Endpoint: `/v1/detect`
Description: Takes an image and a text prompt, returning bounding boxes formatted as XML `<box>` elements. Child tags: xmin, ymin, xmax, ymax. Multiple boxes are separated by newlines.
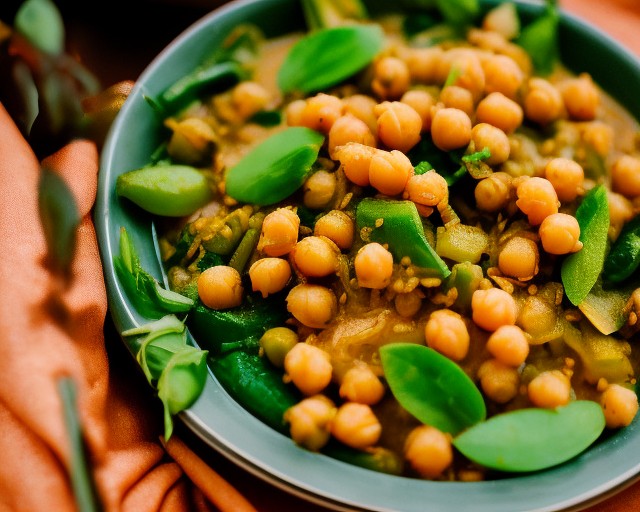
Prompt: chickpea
<box><xmin>328</xmin><ymin>114</ymin><xmax>376</xmax><ymax>160</ymax></box>
<box><xmin>375</xmin><ymin>101</ymin><xmax>422</xmax><ymax>153</ymax></box>
<box><xmin>284</xmin><ymin>342</ymin><xmax>333</xmax><ymax>395</ymax></box>
<box><xmin>298</xmin><ymin>93</ymin><xmax>344</xmax><ymax>133</ymax></box>
<box><xmin>515</xmin><ymin>177</ymin><xmax>559</xmax><ymax>226</ymax></box>
<box><xmin>369</xmin><ymin>149</ymin><xmax>414</xmax><ymax>196</ymax></box>
<box><xmin>544</xmin><ymin>158</ymin><xmax>584</xmax><ymax>203</ymax></box>
<box><xmin>498</xmin><ymin>236</ymin><xmax>539</xmax><ymax>280</ymax></box>
<box><xmin>354</xmin><ymin>242</ymin><xmax>394</xmax><ymax>289</ymax></box>
<box><xmin>601</xmin><ymin>384</ymin><xmax>639</xmax><ymax>428</ymax></box>
<box><xmin>430</xmin><ymin>107</ymin><xmax>472</xmax><ymax>151</ymax></box>
<box><xmin>343</xmin><ymin>94</ymin><xmax>378</xmax><ymax>134</ymax></box>
<box><xmin>471</xmin><ymin>287</ymin><xmax>518</xmax><ymax>332</ymax></box>
<box><xmin>470</xmin><ymin>123</ymin><xmax>510</xmax><ymax>166</ymax></box>
<box><xmin>482</xmin><ymin>2</ymin><xmax>519</xmax><ymax>40</ymax></box>
<box><xmin>539</xmin><ymin>213</ymin><xmax>583</xmax><ymax>255</ymax></box>
<box><xmin>260</xmin><ymin>327</ymin><xmax>298</xmax><ymax>368</ymax></box>
<box><xmin>438</xmin><ymin>48</ymin><xmax>485</xmax><ymax>100</ymax></box>
<box><xmin>303</xmin><ymin>170</ymin><xmax>337</xmax><ymax>210</ymax></box>
<box><xmin>314</xmin><ymin>210</ymin><xmax>355</xmax><ymax>250</ymax></box>
<box><xmin>401</xmin><ymin>46</ymin><xmax>444</xmax><ymax>84</ymax></box>
<box><xmin>371</xmin><ymin>56</ymin><xmax>411</xmax><ymax>100</ymax></box>
<box><xmin>249</xmin><ymin>257</ymin><xmax>292</xmax><ymax>298</ymax></box>
<box><xmin>198</xmin><ymin>265</ymin><xmax>243</xmax><ymax>310</ymax></box>
<box><xmin>395</xmin><ymin>290</ymin><xmax>423</xmax><ymax>318</ymax></box>
<box><xmin>285</xmin><ymin>99</ymin><xmax>307</xmax><ymax>126</ymax></box>
<box><xmin>486</xmin><ymin>325</ymin><xmax>530</xmax><ymax>367</ymax></box>
<box><xmin>474</xmin><ymin>172</ymin><xmax>513</xmax><ymax>212</ymax></box>
<box><xmin>257</xmin><ymin>207</ymin><xmax>300</xmax><ymax>256</ymax></box>
<box><xmin>608</xmin><ymin>191</ymin><xmax>634</xmax><ymax>241</ymax></box>
<box><xmin>403</xmin><ymin>171</ymin><xmax>449</xmax><ymax>209</ymax></box>
<box><xmin>439</xmin><ymin>85</ymin><xmax>475</xmax><ymax>117</ymax></box>
<box><xmin>401</xmin><ymin>89</ymin><xmax>435</xmax><ymax>132</ymax></box>
<box><xmin>476</xmin><ymin>92</ymin><xmax>523</xmax><ymax>134</ymax></box>
<box><xmin>477</xmin><ymin>358</ymin><xmax>520</xmax><ymax>403</ymax></box>
<box><xmin>333</xmin><ymin>142</ymin><xmax>374</xmax><ymax>187</ymax></box>
<box><xmin>286</xmin><ymin>284</ymin><xmax>337</xmax><ymax>329</ymax></box>
<box><xmin>231</xmin><ymin>81</ymin><xmax>271</xmax><ymax>119</ymax></box>
<box><xmin>291</xmin><ymin>235</ymin><xmax>340</xmax><ymax>278</ymax></box>
<box><xmin>425</xmin><ymin>309</ymin><xmax>470</xmax><ymax>361</ymax></box>
<box><xmin>482</xmin><ymin>54</ymin><xmax>524</xmax><ymax>99</ymax></box>
<box><xmin>561</xmin><ymin>73</ymin><xmax>600</xmax><ymax>121</ymax></box>
<box><xmin>527</xmin><ymin>370</ymin><xmax>571</xmax><ymax>408</ymax></box>
<box><xmin>582</xmin><ymin>121</ymin><xmax>613</xmax><ymax>157</ymax></box>
<box><xmin>330</xmin><ymin>402</ymin><xmax>382</xmax><ymax>450</ymax></box>
<box><xmin>611</xmin><ymin>155</ymin><xmax>640</xmax><ymax>198</ymax></box>
<box><xmin>523</xmin><ymin>78</ymin><xmax>564</xmax><ymax>125</ymax></box>
<box><xmin>284</xmin><ymin>395</ymin><xmax>336</xmax><ymax>451</ymax></box>
<box><xmin>404</xmin><ymin>425</ymin><xmax>453</xmax><ymax>479</ymax></box>
<box><xmin>339</xmin><ymin>364</ymin><xmax>386</xmax><ymax>405</ymax></box>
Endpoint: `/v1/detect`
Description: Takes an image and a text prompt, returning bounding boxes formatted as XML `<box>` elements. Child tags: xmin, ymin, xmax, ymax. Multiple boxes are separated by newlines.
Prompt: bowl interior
<box><xmin>96</xmin><ymin>1</ymin><xmax>640</xmax><ymax>511</ymax></box>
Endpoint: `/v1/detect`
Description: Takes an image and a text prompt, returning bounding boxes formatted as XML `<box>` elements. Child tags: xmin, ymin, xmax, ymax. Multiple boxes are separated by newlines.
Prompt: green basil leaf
<box><xmin>561</xmin><ymin>185</ymin><xmax>609</xmax><ymax>306</ymax></box>
<box><xmin>116</xmin><ymin>165</ymin><xmax>212</xmax><ymax>217</ymax></box>
<box><xmin>278</xmin><ymin>24</ymin><xmax>383</xmax><ymax>94</ymax></box>
<box><xmin>516</xmin><ymin>1</ymin><xmax>559</xmax><ymax>75</ymax></box>
<box><xmin>453</xmin><ymin>401</ymin><xmax>605</xmax><ymax>472</ymax></box>
<box><xmin>225</xmin><ymin>127</ymin><xmax>324</xmax><ymax>205</ymax></box>
<box><xmin>38</xmin><ymin>167</ymin><xmax>80</xmax><ymax>277</ymax></box>
<box><xmin>379</xmin><ymin>343</ymin><xmax>485</xmax><ymax>435</ymax></box>
<box><xmin>15</xmin><ymin>0</ymin><xmax>64</xmax><ymax>56</ymax></box>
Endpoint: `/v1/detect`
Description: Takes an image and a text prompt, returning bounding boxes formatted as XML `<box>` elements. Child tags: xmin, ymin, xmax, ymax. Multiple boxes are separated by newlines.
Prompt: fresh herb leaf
<box><xmin>38</xmin><ymin>167</ymin><xmax>80</xmax><ymax>277</ymax></box>
<box><xmin>517</xmin><ymin>0</ymin><xmax>560</xmax><ymax>75</ymax></box>
<box><xmin>453</xmin><ymin>401</ymin><xmax>605</xmax><ymax>472</ymax></box>
<box><xmin>561</xmin><ymin>185</ymin><xmax>609</xmax><ymax>306</ymax></box>
<box><xmin>114</xmin><ymin>227</ymin><xmax>194</xmax><ymax>319</ymax></box>
<box><xmin>278</xmin><ymin>24</ymin><xmax>384</xmax><ymax>94</ymax></box>
<box><xmin>225</xmin><ymin>127</ymin><xmax>324</xmax><ymax>205</ymax></box>
<box><xmin>122</xmin><ymin>315</ymin><xmax>208</xmax><ymax>440</ymax></box>
<box><xmin>14</xmin><ymin>0</ymin><xmax>64</xmax><ymax>56</ymax></box>
<box><xmin>414</xmin><ymin>161</ymin><xmax>434</xmax><ymax>175</ymax></box>
<box><xmin>58</xmin><ymin>377</ymin><xmax>100</xmax><ymax>512</ymax></box>
<box><xmin>380</xmin><ymin>343</ymin><xmax>485</xmax><ymax>434</ymax></box>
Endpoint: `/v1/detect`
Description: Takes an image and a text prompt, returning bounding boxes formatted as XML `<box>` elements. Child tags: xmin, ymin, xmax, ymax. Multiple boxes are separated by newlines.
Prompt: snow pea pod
<box><xmin>116</xmin><ymin>165</ymin><xmax>212</xmax><ymax>217</ymax></box>
<box><xmin>603</xmin><ymin>214</ymin><xmax>640</xmax><ymax>283</ymax></box>
<box><xmin>224</xmin><ymin>127</ymin><xmax>324</xmax><ymax>206</ymax></box>
<box><xmin>453</xmin><ymin>401</ymin><xmax>605</xmax><ymax>472</ymax></box>
<box><xmin>356</xmin><ymin>198</ymin><xmax>450</xmax><ymax>278</ymax></box>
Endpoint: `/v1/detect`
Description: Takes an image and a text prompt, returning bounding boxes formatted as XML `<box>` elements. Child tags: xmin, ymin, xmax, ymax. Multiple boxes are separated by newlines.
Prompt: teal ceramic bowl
<box><xmin>96</xmin><ymin>1</ymin><xmax>640</xmax><ymax>510</ymax></box>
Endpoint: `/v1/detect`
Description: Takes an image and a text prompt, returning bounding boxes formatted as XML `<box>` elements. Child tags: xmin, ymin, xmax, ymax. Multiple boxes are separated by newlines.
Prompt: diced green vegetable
<box><xmin>435</xmin><ymin>223</ymin><xmax>489</xmax><ymax>264</ymax></box>
<box><xmin>453</xmin><ymin>401</ymin><xmax>605</xmax><ymax>472</ymax></box>
<box><xmin>356</xmin><ymin>198</ymin><xmax>450</xmax><ymax>278</ymax></box>
<box><xmin>579</xmin><ymin>278</ymin><xmax>634</xmax><ymax>335</ymax></box>
<box><xmin>380</xmin><ymin>343</ymin><xmax>486</xmax><ymax>435</ymax></box>
<box><xmin>225</xmin><ymin>127</ymin><xmax>324</xmax><ymax>206</ymax></box>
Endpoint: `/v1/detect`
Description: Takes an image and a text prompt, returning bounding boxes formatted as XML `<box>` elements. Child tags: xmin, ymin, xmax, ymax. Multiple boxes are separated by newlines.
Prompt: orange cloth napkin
<box><xmin>1</xmin><ymin>1</ymin><xmax>640</xmax><ymax>511</ymax></box>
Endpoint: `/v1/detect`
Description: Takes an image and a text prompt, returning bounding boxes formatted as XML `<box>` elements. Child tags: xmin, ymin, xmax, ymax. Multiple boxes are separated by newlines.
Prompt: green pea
<box><xmin>116</xmin><ymin>165</ymin><xmax>212</xmax><ymax>217</ymax></box>
<box><xmin>260</xmin><ymin>327</ymin><xmax>299</xmax><ymax>368</ymax></box>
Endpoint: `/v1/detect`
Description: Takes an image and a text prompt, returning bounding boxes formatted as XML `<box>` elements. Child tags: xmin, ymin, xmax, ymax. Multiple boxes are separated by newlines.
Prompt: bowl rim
<box><xmin>96</xmin><ymin>1</ymin><xmax>640</xmax><ymax>511</ymax></box>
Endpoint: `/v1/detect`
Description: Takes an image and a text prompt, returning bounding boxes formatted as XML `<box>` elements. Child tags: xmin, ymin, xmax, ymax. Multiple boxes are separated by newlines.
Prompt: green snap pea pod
<box><xmin>187</xmin><ymin>295</ymin><xmax>288</xmax><ymax>348</ymax></box>
<box><xmin>114</xmin><ymin>227</ymin><xmax>194</xmax><ymax>319</ymax></box>
<box><xmin>228</xmin><ymin>213</ymin><xmax>265</xmax><ymax>273</ymax></box>
<box><xmin>356</xmin><ymin>198</ymin><xmax>451</xmax><ymax>278</ymax></box>
<box><xmin>116</xmin><ymin>165</ymin><xmax>212</xmax><ymax>217</ymax></box>
<box><xmin>603</xmin><ymin>214</ymin><xmax>640</xmax><ymax>283</ymax></box>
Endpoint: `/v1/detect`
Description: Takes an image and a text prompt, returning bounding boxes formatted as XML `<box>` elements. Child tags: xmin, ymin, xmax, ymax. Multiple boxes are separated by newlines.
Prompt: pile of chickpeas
<box><xmin>179</xmin><ymin>2</ymin><xmax>640</xmax><ymax>480</ymax></box>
